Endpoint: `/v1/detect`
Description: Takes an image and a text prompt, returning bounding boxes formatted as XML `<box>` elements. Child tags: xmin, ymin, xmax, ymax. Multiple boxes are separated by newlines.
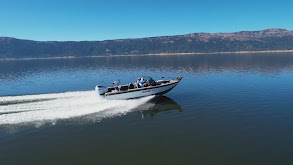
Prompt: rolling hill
<box><xmin>1</xmin><ymin>28</ymin><xmax>293</xmax><ymax>59</ymax></box>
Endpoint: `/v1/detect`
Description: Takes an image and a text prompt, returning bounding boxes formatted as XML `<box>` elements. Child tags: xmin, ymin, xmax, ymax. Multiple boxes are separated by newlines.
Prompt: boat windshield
<box><xmin>142</xmin><ymin>76</ymin><xmax>153</xmax><ymax>81</ymax></box>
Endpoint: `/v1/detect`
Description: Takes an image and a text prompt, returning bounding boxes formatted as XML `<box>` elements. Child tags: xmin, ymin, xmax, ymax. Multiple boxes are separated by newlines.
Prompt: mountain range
<box><xmin>1</xmin><ymin>28</ymin><xmax>293</xmax><ymax>59</ymax></box>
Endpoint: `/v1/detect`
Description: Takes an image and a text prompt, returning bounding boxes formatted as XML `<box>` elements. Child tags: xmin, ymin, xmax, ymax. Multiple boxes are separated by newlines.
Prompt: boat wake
<box><xmin>0</xmin><ymin>91</ymin><xmax>155</xmax><ymax>127</ymax></box>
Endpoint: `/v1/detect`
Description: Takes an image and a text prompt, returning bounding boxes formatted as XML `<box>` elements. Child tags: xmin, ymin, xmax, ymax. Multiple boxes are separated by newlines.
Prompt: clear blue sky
<box><xmin>0</xmin><ymin>0</ymin><xmax>292</xmax><ymax>41</ymax></box>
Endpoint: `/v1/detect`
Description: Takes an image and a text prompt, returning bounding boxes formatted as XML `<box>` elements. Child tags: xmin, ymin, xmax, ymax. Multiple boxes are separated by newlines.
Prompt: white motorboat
<box><xmin>95</xmin><ymin>76</ymin><xmax>183</xmax><ymax>100</ymax></box>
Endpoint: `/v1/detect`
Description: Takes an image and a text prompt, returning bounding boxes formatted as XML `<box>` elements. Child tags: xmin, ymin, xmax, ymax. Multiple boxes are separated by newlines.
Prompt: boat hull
<box><xmin>103</xmin><ymin>81</ymin><xmax>179</xmax><ymax>100</ymax></box>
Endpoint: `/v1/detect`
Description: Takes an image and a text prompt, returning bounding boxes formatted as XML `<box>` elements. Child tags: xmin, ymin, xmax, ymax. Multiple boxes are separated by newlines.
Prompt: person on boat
<box><xmin>113</xmin><ymin>80</ymin><xmax>120</xmax><ymax>86</ymax></box>
<box><xmin>136</xmin><ymin>78</ymin><xmax>141</xmax><ymax>88</ymax></box>
<box><xmin>139</xmin><ymin>78</ymin><xmax>145</xmax><ymax>87</ymax></box>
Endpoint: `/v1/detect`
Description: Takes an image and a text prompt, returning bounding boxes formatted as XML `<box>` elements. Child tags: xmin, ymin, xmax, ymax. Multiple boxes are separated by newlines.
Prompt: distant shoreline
<box><xmin>1</xmin><ymin>50</ymin><xmax>293</xmax><ymax>61</ymax></box>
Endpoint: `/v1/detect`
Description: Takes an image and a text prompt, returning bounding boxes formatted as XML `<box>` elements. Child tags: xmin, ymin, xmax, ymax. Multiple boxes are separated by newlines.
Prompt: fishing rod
<box><xmin>101</xmin><ymin>80</ymin><xmax>113</xmax><ymax>83</ymax></box>
<box><xmin>162</xmin><ymin>76</ymin><xmax>176</xmax><ymax>79</ymax></box>
<box><xmin>102</xmin><ymin>79</ymin><xmax>120</xmax><ymax>85</ymax></box>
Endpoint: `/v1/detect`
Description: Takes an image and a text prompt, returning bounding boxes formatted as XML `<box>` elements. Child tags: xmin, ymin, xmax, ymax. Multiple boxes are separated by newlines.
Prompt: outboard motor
<box><xmin>95</xmin><ymin>85</ymin><xmax>108</xmax><ymax>95</ymax></box>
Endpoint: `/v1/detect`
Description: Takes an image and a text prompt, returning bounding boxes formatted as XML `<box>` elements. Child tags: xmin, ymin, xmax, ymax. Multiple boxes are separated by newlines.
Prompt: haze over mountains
<box><xmin>1</xmin><ymin>28</ymin><xmax>293</xmax><ymax>59</ymax></box>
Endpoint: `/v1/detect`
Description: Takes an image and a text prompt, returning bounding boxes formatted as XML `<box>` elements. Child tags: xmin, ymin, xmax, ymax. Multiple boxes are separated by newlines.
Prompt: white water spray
<box><xmin>0</xmin><ymin>91</ymin><xmax>154</xmax><ymax>125</ymax></box>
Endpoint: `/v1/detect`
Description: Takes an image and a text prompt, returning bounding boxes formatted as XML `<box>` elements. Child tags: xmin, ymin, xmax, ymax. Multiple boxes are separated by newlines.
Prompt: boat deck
<box><xmin>105</xmin><ymin>79</ymin><xmax>179</xmax><ymax>95</ymax></box>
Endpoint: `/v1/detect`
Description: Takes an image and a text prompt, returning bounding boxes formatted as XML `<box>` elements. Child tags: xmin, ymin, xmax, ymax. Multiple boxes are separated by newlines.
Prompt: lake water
<box><xmin>1</xmin><ymin>53</ymin><xmax>293</xmax><ymax>164</ymax></box>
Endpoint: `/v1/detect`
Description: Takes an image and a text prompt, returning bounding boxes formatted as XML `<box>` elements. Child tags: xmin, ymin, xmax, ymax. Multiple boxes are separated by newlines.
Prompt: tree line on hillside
<box><xmin>0</xmin><ymin>34</ymin><xmax>293</xmax><ymax>59</ymax></box>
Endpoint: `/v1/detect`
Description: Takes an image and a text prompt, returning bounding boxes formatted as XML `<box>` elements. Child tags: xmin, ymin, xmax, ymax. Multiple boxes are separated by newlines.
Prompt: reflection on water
<box><xmin>1</xmin><ymin>53</ymin><xmax>293</xmax><ymax>164</ymax></box>
<box><xmin>1</xmin><ymin>53</ymin><xmax>293</xmax><ymax>96</ymax></box>
<box><xmin>2</xmin><ymin>53</ymin><xmax>293</xmax><ymax>75</ymax></box>
<box><xmin>139</xmin><ymin>96</ymin><xmax>182</xmax><ymax>118</ymax></box>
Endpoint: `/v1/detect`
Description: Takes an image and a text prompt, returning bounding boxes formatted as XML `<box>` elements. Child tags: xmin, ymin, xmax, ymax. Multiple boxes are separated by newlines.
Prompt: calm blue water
<box><xmin>1</xmin><ymin>53</ymin><xmax>293</xmax><ymax>164</ymax></box>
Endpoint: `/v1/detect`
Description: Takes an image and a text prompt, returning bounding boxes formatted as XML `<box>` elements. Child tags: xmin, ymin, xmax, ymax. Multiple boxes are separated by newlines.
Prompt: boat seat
<box><xmin>128</xmin><ymin>83</ymin><xmax>134</xmax><ymax>89</ymax></box>
<box><xmin>119</xmin><ymin>85</ymin><xmax>129</xmax><ymax>91</ymax></box>
<box><xmin>107</xmin><ymin>88</ymin><xmax>113</xmax><ymax>92</ymax></box>
<box><xmin>162</xmin><ymin>80</ymin><xmax>170</xmax><ymax>83</ymax></box>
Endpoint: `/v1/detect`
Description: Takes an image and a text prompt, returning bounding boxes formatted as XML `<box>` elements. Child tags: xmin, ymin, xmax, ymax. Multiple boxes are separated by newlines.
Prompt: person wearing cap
<box><xmin>136</xmin><ymin>78</ymin><xmax>141</xmax><ymax>88</ymax></box>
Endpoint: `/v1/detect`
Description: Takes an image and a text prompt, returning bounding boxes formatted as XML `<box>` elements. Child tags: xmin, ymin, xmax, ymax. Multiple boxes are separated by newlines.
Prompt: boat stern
<box><xmin>95</xmin><ymin>85</ymin><xmax>108</xmax><ymax>95</ymax></box>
